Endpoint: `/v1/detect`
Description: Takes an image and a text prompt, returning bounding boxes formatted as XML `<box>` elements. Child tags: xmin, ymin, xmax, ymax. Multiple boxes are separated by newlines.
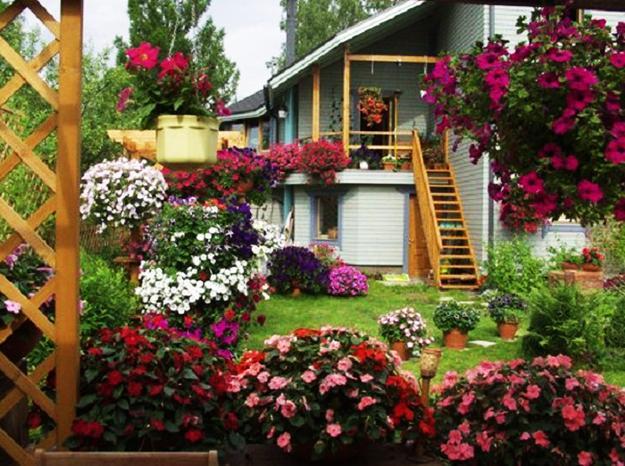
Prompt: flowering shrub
<box><xmin>310</xmin><ymin>243</ymin><xmax>345</xmax><ymax>269</ymax></box>
<box><xmin>358</xmin><ymin>87</ymin><xmax>388</xmax><ymax>127</ymax></box>
<box><xmin>80</xmin><ymin>157</ymin><xmax>167</xmax><ymax>233</ymax></box>
<box><xmin>433</xmin><ymin>300</ymin><xmax>481</xmax><ymax>333</ymax></box>
<box><xmin>435</xmin><ymin>356</ymin><xmax>625</xmax><ymax>465</ymax></box>
<box><xmin>582</xmin><ymin>247</ymin><xmax>605</xmax><ymax>267</ymax></box>
<box><xmin>229</xmin><ymin>327</ymin><xmax>435</xmax><ymax>459</ymax></box>
<box><xmin>297</xmin><ymin>140</ymin><xmax>350</xmax><ymax>185</ymax></box>
<box><xmin>326</xmin><ymin>265</ymin><xmax>368</xmax><ymax>297</ymax></box>
<box><xmin>163</xmin><ymin>148</ymin><xmax>280</xmax><ymax>206</ymax></box>
<box><xmin>120</xmin><ymin>42</ymin><xmax>229</xmax><ymax>127</ymax></box>
<box><xmin>487</xmin><ymin>293</ymin><xmax>527</xmax><ymax>325</ymax></box>
<box><xmin>267</xmin><ymin>246</ymin><xmax>329</xmax><ymax>294</ymax></box>
<box><xmin>424</xmin><ymin>8</ymin><xmax>625</xmax><ymax>232</ymax></box>
<box><xmin>66</xmin><ymin>318</ymin><xmax>233</xmax><ymax>451</ymax></box>
<box><xmin>0</xmin><ymin>245</ymin><xmax>53</xmax><ymax>327</ymax></box>
<box><xmin>378</xmin><ymin>308</ymin><xmax>434</xmax><ymax>357</ymax></box>
<box><xmin>266</xmin><ymin>143</ymin><xmax>302</xmax><ymax>181</ymax></box>
<box><xmin>136</xmin><ymin>200</ymin><xmax>276</xmax><ymax>348</ymax></box>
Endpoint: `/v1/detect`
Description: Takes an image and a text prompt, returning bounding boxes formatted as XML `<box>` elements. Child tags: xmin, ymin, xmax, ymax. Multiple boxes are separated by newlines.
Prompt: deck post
<box><xmin>312</xmin><ymin>64</ymin><xmax>320</xmax><ymax>141</ymax></box>
<box><xmin>56</xmin><ymin>0</ymin><xmax>83</xmax><ymax>445</ymax></box>
<box><xmin>342</xmin><ymin>47</ymin><xmax>350</xmax><ymax>154</ymax></box>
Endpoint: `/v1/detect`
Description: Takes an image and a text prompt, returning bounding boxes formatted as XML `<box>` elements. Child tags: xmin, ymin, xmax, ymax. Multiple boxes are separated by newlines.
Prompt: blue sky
<box><xmin>28</xmin><ymin>1</ymin><xmax>284</xmax><ymax>100</ymax></box>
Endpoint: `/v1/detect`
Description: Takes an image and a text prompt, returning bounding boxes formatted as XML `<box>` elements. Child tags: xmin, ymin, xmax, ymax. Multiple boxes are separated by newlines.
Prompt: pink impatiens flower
<box><xmin>519</xmin><ymin>172</ymin><xmax>544</xmax><ymax>195</ymax></box>
<box><xmin>532</xmin><ymin>430</ymin><xmax>550</xmax><ymax>447</ymax></box>
<box><xmin>357</xmin><ymin>396</ymin><xmax>378</xmax><ymax>411</ymax></box>
<box><xmin>578</xmin><ymin>451</ymin><xmax>593</xmax><ymax>466</ymax></box>
<box><xmin>301</xmin><ymin>370</ymin><xmax>317</xmax><ymax>383</ymax></box>
<box><xmin>268</xmin><ymin>376</ymin><xmax>290</xmax><ymax>390</ymax></box>
<box><xmin>337</xmin><ymin>357</ymin><xmax>353</xmax><ymax>372</ymax></box>
<box><xmin>277</xmin><ymin>432</ymin><xmax>292</xmax><ymax>452</ymax></box>
<box><xmin>280</xmin><ymin>400</ymin><xmax>297</xmax><ymax>419</ymax></box>
<box><xmin>577</xmin><ymin>180</ymin><xmax>603</xmax><ymax>204</ymax></box>
<box><xmin>4</xmin><ymin>300</ymin><xmax>21</xmax><ymax>314</ymax></box>
<box><xmin>326</xmin><ymin>423</ymin><xmax>342</xmax><ymax>438</ymax></box>
<box><xmin>525</xmin><ymin>384</ymin><xmax>541</xmax><ymax>400</ymax></box>
<box><xmin>562</xmin><ymin>403</ymin><xmax>586</xmax><ymax>431</ymax></box>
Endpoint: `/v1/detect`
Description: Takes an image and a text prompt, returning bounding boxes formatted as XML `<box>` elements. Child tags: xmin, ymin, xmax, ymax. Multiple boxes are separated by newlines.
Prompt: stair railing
<box><xmin>411</xmin><ymin>130</ymin><xmax>443</xmax><ymax>286</ymax></box>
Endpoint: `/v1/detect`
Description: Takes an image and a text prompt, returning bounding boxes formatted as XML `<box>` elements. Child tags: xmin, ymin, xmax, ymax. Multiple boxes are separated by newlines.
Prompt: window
<box><xmin>315</xmin><ymin>195</ymin><xmax>339</xmax><ymax>241</ymax></box>
<box><xmin>247</xmin><ymin>123</ymin><xmax>259</xmax><ymax>149</ymax></box>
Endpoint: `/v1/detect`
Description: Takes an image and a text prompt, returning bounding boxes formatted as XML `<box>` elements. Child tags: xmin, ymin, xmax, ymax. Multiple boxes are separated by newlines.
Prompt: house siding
<box><xmin>587</xmin><ymin>11</ymin><xmax>625</xmax><ymax>29</ymax></box>
<box><xmin>437</xmin><ymin>4</ymin><xmax>489</xmax><ymax>262</ymax></box>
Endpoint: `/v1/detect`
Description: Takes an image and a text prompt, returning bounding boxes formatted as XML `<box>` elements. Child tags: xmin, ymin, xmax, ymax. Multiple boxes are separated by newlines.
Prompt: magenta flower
<box><xmin>519</xmin><ymin>172</ymin><xmax>544</xmax><ymax>195</ymax></box>
<box><xmin>485</xmin><ymin>68</ymin><xmax>510</xmax><ymax>88</ymax></box>
<box><xmin>552</xmin><ymin>109</ymin><xmax>577</xmax><ymax>135</ymax></box>
<box><xmin>125</xmin><ymin>42</ymin><xmax>160</xmax><ymax>70</ymax></box>
<box><xmin>610</xmin><ymin>52</ymin><xmax>625</xmax><ymax>69</ymax></box>
<box><xmin>565</xmin><ymin>67</ymin><xmax>598</xmax><ymax>91</ymax></box>
<box><xmin>475</xmin><ymin>52</ymin><xmax>501</xmax><ymax>70</ymax></box>
<box><xmin>577</xmin><ymin>180</ymin><xmax>603</xmax><ymax>203</ymax></box>
<box><xmin>537</xmin><ymin>72</ymin><xmax>560</xmax><ymax>89</ymax></box>
<box><xmin>606</xmin><ymin>138</ymin><xmax>625</xmax><ymax>164</ymax></box>
<box><xmin>551</xmin><ymin>154</ymin><xmax>578</xmax><ymax>171</ymax></box>
<box><xmin>115</xmin><ymin>86</ymin><xmax>133</xmax><ymax>112</ymax></box>
<box><xmin>566</xmin><ymin>90</ymin><xmax>594</xmax><ymax>112</ymax></box>
<box><xmin>546</xmin><ymin>48</ymin><xmax>573</xmax><ymax>63</ymax></box>
<box><xmin>4</xmin><ymin>300</ymin><xmax>21</xmax><ymax>314</ymax></box>
<box><xmin>538</xmin><ymin>143</ymin><xmax>563</xmax><ymax>159</ymax></box>
<box><xmin>531</xmin><ymin>193</ymin><xmax>558</xmax><ymax>217</ymax></box>
<box><xmin>610</xmin><ymin>122</ymin><xmax>625</xmax><ymax>139</ymax></box>
<box><xmin>606</xmin><ymin>92</ymin><xmax>621</xmax><ymax>114</ymax></box>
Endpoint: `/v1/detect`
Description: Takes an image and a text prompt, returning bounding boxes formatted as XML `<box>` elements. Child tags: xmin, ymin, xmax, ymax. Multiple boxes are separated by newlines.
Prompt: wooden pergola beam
<box><xmin>312</xmin><ymin>64</ymin><xmax>320</xmax><ymax>142</ymax></box>
<box><xmin>432</xmin><ymin>0</ymin><xmax>625</xmax><ymax>11</ymax></box>
<box><xmin>348</xmin><ymin>54</ymin><xmax>439</xmax><ymax>64</ymax></box>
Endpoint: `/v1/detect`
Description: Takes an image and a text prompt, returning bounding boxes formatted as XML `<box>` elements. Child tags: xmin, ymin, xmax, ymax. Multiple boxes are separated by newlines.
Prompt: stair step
<box><xmin>438</xmin><ymin>227</ymin><xmax>466</xmax><ymax>231</ymax></box>
<box><xmin>440</xmin><ymin>265</ymin><xmax>477</xmax><ymax>269</ymax></box>
<box><xmin>442</xmin><ymin>236</ymin><xmax>468</xmax><ymax>241</ymax></box>
<box><xmin>440</xmin><ymin>274</ymin><xmax>478</xmax><ymax>280</ymax></box>
<box><xmin>440</xmin><ymin>284</ymin><xmax>480</xmax><ymax>290</ymax></box>
<box><xmin>441</xmin><ymin>254</ymin><xmax>474</xmax><ymax>259</ymax></box>
<box><xmin>434</xmin><ymin>201</ymin><xmax>459</xmax><ymax>205</ymax></box>
<box><xmin>427</xmin><ymin>169</ymin><xmax>450</xmax><ymax>173</ymax></box>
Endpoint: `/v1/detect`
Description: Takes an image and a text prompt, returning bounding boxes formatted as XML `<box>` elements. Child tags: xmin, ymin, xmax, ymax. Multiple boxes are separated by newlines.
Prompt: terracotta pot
<box><xmin>391</xmin><ymin>341</ymin><xmax>410</xmax><ymax>361</ymax></box>
<box><xmin>443</xmin><ymin>329</ymin><xmax>469</xmax><ymax>350</ymax></box>
<box><xmin>291</xmin><ymin>287</ymin><xmax>302</xmax><ymax>298</ymax></box>
<box><xmin>497</xmin><ymin>322</ymin><xmax>519</xmax><ymax>341</ymax></box>
<box><xmin>383</xmin><ymin>162</ymin><xmax>395</xmax><ymax>171</ymax></box>
<box><xmin>400</xmin><ymin>161</ymin><xmax>412</xmax><ymax>171</ymax></box>
<box><xmin>561</xmin><ymin>261</ymin><xmax>580</xmax><ymax>271</ymax></box>
<box><xmin>582</xmin><ymin>263</ymin><xmax>601</xmax><ymax>272</ymax></box>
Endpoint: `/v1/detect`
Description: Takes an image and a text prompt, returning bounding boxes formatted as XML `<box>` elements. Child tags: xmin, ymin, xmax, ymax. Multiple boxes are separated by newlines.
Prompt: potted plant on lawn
<box><xmin>80</xmin><ymin>157</ymin><xmax>168</xmax><ymax>284</ymax></box>
<box><xmin>267</xmin><ymin>246</ymin><xmax>329</xmax><ymax>296</ymax></box>
<box><xmin>487</xmin><ymin>293</ymin><xmax>527</xmax><ymax>340</ymax></box>
<box><xmin>378</xmin><ymin>307</ymin><xmax>434</xmax><ymax>361</ymax></box>
<box><xmin>433</xmin><ymin>300</ymin><xmax>481</xmax><ymax>350</ymax></box>
<box><xmin>382</xmin><ymin>154</ymin><xmax>396</xmax><ymax>171</ymax></box>
<box><xmin>229</xmin><ymin>327</ymin><xmax>436</xmax><ymax>461</ymax></box>
<box><xmin>581</xmin><ymin>247</ymin><xmax>604</xmax><ymax>272</ymax></box>
<box><xmin>120</xmin><ymin>42</ymin><xmax>231</xmax><ymax>167</ymax></box>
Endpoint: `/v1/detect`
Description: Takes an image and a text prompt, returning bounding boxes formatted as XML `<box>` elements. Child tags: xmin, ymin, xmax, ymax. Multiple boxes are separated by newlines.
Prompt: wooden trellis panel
<box><xmin>0</xmin><ymin>0</ymin><xmax>83</xmax><ymax>465</ymax></box>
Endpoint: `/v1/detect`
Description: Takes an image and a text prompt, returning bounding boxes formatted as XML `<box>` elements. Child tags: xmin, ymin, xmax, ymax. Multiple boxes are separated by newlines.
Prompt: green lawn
<box><xmin>244</xmin><ymin>281</ymin><xmax>625</xmax><ymax>387</ymax></box>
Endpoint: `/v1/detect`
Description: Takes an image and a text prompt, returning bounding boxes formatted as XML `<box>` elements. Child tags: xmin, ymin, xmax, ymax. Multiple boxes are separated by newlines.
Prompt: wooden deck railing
<box><xmin>411</xmin><ymin>130</ymin><xmax>442</xmax><ymax>286</ymax></box>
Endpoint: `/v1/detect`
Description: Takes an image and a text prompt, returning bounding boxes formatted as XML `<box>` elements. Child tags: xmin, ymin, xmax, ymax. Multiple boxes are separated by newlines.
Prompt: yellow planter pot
<box><xmin>156</xmin><ymin>114</ymin><xmax>219</xmax><ymax>167</ymax></box>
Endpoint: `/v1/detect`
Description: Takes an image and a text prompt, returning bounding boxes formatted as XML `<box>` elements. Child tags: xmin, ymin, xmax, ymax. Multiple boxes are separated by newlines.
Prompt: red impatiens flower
<box><xmin>565</xmin><ymin>67</ymin><xmax>598</xmax><ymax>91</ymax></box>
<box><xmin>126</xmin><ymin>42</ymin><xmax>160</xmax><ymax>70</ymax></box>
<box><xmin>615</xmin><ymin>198</ymin><xmax>625</xmax><ymax>221</ymax></box>
<box><xmin>577</xmin><ymin>180</ymin><xmax>603</xmax><ymax>203</ymax></box>
<box><xmin>605</xmin><ymin>137</ymin><xmax>625</xmax><ymax>164</ymax></box>
<box><xmin>519</xmin><ymin>172</ymin><xmax>544</xmax><ymax>195</ymax></box>
<box><xmin>127</xmin><ymin>381</ymin><xmax>143</xmax><ymax>397</ymax></box>
<box><xmin>107</xmin><ymin>370</ymin><xmax>123</xmax><ymax>386</ymax></box>
<box><xmin>610</xmin><ymin>52</ymin><xmax>625</xmax><ymax>69</ymax></box>
<box><xmin>184</xmin><ymin>428</ymin><xmax>204</xmax><ymax>443</ymax></box>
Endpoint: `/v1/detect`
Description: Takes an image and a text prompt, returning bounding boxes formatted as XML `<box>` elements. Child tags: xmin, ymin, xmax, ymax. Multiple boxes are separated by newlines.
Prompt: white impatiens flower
<box><xmin>80</xmin><ymin>157</ymin><xmax>167</xmax><ymax>233</ymax></box>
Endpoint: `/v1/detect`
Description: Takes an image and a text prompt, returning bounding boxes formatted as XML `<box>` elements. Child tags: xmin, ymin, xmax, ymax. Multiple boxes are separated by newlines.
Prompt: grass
<box><xmin>243</xmin><ymin>280</ymin><xmax>624</xmax><ymax>386</ymax></box>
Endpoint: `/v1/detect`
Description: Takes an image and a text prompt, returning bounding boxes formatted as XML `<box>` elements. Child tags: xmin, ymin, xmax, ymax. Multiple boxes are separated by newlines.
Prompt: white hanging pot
<box><xmin>156</xmin><ymin>114</ymin><xmax>219</xmax><ymax>168</ymax></box>
<box><xmin>359</xmin><ymin>160</ymin><xmax>369</xmax><ymax>170</ymax></box>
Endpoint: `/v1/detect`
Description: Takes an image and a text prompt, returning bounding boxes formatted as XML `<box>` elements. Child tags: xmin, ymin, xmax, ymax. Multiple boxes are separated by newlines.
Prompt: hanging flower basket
<box><xmin>423</xmin><ymin>7</ymin><xmax>625</xmax><ymax>232</ymax></box>
<box><xmin>358</xmin><ymin>87</ymin><xmax>388</xmax><ymax>127</ymax></box>
<box><xmin>156</xmin><ymin>115</ymin><xmax>219</xmax><ymax>167</ymax></box>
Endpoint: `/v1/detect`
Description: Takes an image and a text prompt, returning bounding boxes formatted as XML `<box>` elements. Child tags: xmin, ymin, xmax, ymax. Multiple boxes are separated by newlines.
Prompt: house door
<box><xmin>408</xmin><ymin>194</ymin><xmax>430</xmax><ymax>279</ymax></box>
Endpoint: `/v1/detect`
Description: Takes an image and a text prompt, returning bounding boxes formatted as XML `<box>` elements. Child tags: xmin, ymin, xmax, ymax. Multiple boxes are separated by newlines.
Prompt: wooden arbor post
<box><xmin>0</xmin><ymin>0</ymin><xmax>83</xmax><ymax>463</ymax></box>
<box><xmin>342</xmin><ymin>48</ymin><xmax>350</xmax><ymax>154</ymax></box>
<box><xmin>311</xmin><ymin>64</ymin><xmax>320</xmax><ymax>141</ymax></box>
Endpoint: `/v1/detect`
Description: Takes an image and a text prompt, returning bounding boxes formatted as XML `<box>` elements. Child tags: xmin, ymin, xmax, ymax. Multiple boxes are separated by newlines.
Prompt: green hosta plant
<box><xmin>433</xmin><ymin>300</ymin><xmax>481</xmax><ymax>333</ymax></box>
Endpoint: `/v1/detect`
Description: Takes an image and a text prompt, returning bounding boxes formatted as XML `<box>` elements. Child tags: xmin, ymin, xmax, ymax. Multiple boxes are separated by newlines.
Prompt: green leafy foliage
<box><xmin>483</xmin><ymin>238</ymin><xmax>546</xmax><ymax>297</ymax></box>
<box><xmin>590</xmin><ymin>219</ymin><xmax>625</xmax><ymax>274</ymax></box>
<box><xmin>522</xmin><ymin>286</ymin><xmax>613</xmax><ymax>367</ymax></box>
<box><xmin>433</xmin><ymin>300</ymin><xmax>481</xmax><ymax>333</ymax></box>
<box><xmin>605</xmin><ymin>295</ymin><xmax>625</xmax><ymax>349</ymax></box>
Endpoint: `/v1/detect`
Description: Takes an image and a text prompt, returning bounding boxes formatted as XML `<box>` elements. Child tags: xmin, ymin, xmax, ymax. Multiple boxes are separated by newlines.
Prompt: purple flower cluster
<box><xmin>326</xmin><ymin>265</ymin><xmax>368</xmax><ymax>297</ymax></box>
<box><xmin>227</xmin><ymin>202</ymin><xmax>259</xmax><ymax>259</ymax></box>
<box><xmin>268</xmin><ymin>246</ymin><xmax>329</xmax><ymax>294</ymax></box>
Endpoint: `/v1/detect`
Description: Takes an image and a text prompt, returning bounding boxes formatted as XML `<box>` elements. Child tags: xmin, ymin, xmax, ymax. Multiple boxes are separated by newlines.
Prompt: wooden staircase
<box><xmin>411</xmin><ymin>131</ymin><xmax>479</xmax><ymax>290</ymax></box>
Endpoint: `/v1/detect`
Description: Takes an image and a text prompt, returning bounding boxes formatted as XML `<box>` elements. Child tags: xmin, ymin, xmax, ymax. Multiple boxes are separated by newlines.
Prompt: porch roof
<box><xmin>268</xmin><ymin>0</ymin><xmax>428</xmax><ymax>93</ymax></box>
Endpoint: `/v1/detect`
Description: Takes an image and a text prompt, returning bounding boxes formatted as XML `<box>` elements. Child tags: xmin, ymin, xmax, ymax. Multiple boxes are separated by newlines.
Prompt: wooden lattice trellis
<box><xmin>0</xmin><ymin>0</ymin><xmax>82</xmax><ymax>465</ymax></box>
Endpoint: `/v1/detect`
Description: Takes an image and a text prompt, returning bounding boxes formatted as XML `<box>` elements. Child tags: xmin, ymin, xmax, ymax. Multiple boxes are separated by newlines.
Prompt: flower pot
<box><xmin>291</xmin><ymin>287</ymin><xmax>302</xmax><ymax>298</ymax></box>
<box><xmin>391</xmin><ymin>341</ymin><xmax>410</xmax><ymax>361</ymax></box>
<box><xmin>400</xmin><ymin>161</ymin><xmax>412</xmax><ymax>171</ymax></box>
<box><xmin>561</xmin><ymin>261</ymin><xmax>580</xmax><ymax>271</ymax></box>
<box><xmin>582</xmin><ymin>263</ymin><xmax>601</xmax><ymax>272</ymax></box>
<box><xmin>497</xmin><ymin>322</ymin><xmax>519</xmax><ymax>340</ymax></box>
<box><xmin>383</xmin><ymin>162</ymin><xmax>395</xmax><ymax>171</ymax></box>
<box><xmin>156</xmin><ymin>115</ymin><xmax>219</xmax><ymax>168</ymax></box>
<box><xmin>443</xmin><ymin>329</ymin><xmax>469</xmax><ymax>350</ymax></box>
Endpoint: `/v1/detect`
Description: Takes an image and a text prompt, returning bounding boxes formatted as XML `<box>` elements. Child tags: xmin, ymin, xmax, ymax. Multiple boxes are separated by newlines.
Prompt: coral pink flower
<box><xmin>326</xmin><ymin>423</ymin><xmax>342</xmax><ymax>438</ymax></box>
<box><xmin>565</xmin><ymin>378</ymin><xmax>580</xmax><ymax>391</ymax></box>
<box><xmin>578</xmin><ymin>451</ymin><xmax>593</xmax><ymax>466</ymax></box>
<box><xmin>532</xmin><ymin>430</ymin><xmax>550</xmax><ymax>447</ymax></box>
<box><xmin>502</xmin><ymin>393</ymin><xmax>518</xmax><ymax>411</ymax></box>
<box><xmin>268</xmin><ymin>376</ymin><xmax>289</xmax><ymax>390</ymax></box>
<box><xmin>525</xmin><ymin>384</ymin><xmax>541</xmax><ymax>399</ymax></box>
<box><xmin>357</xmin><ymin>396</ymin><xmax>378</xmax><ymax>411</ymax></box>
<box><xmin>475</xmin><ymin>431</ymin><xmax>492</xmax><ymax>452</ymax></box>
<box><xmin>577</xmin><ymin>180</ymin><xmax>603</xmax><ymax>204</ymax></box>
<box><xmin>562</xmin><ymin>404</ymin><xmax>586</xmax><ymax>431</ymax></box>
<box><xmin>519</xmin><ymin>172</ymin><xmax>544</xmax><ymax>195</ymax></box>
<box><xmin>280</xmin><ymin>400</ymin><xmax>297</xmax><ymax>419</ymax></box>
<box><xmin>126</xmin><ymin>42</ymin><xmax>160</xmax><ymax>69</ymax></box>
<box><xmin>301</xmin><ymin>370</ymin><xmax>317</xmax><ymax>383</ymax></box>
<box><xmin>277</xmin><ymin>432</ymin><xmax>292</xmax><ymax>452</ymax></box>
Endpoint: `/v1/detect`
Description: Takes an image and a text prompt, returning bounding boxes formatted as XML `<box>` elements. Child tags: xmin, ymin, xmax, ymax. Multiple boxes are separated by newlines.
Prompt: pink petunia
<box><xmin>566</xmin><ymin>67</ymin><xmax>598</xmax><ymax>91</ymax></box>
<box><xmin>611</xmin><ymin>52</ymin><xmax>625</xmax><ymax>69</ymax></box>
<box><xmin>476</xmin><ymin>52</ymin><xmax>502</xmax><ymax>70</ymax></box>
<box><xmin>537</xmin><ymin>72</ymin><xmax>560</xmax><ymax>89</ymax></box>
<box><xmin>606</xmin><ymin>138</ymin><xmax>625</xmax><ymax>164</ymax></box>
<box><xmin>546</xmin><ymin>48</ymin><xmax>573</xmax><ymax>63</ymax></box>
<box><xmin>578</xmin><ymin>180</ymin><xmax>603</xmax><ymax>204</ymax></box>
<box><xmin>4</xmin><ymin>300</ymin><xmax>20</xmax><ymax>314</ymax></box>
<box><xmin>539</xmin><ymin>143</ymin><xmax>563</xmax><ymax>159</ymax></box>
<box><xmin>519</xmin><ymin>172</ymin><xmax>544</xmax><ymax>195</ymax></box>
<box><xmin>326</xmin><ymin>423</ymin><xmax>342</xmax><ymax>438</ymax></box>
<box><xmin>552</xmin><ymin>109</ymin><xmax>577</xmax><ymax>135</ymax></box>
<box><xmin>566</xmin><ymin>89</ymin><xmax>594</xmax><ymax>112</ymax></box>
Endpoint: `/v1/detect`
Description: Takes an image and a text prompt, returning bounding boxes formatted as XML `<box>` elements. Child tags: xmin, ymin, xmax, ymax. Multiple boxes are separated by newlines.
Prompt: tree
<box><xmin>279</xmin><ymin>0</ymin><xmax>398</xmax><ymax>61</ymax></box>
<box><xmin>115</xmin><ymin>0</ymin><xmax>239</xmax><ymax>101</ymax></box>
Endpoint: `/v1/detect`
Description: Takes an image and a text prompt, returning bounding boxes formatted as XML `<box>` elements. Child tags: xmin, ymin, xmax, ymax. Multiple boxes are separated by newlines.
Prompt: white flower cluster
<box><xmin>252</xmin><ymin>220</ymin><xmax>285</xmax><ymax>267</ymax></box>
<box><xmin>80</xmin><ymin>157</ymin><xmax>167</xmax><ymax>233</ymax></box>
<box><xmin>137</xmin><ymin>258</ymin><xmax>251</xmax><ymax>315</ymax></box>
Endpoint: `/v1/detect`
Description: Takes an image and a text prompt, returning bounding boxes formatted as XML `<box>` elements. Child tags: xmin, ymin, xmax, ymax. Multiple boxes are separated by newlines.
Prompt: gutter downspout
<box><xmin>487</xmin><ymin>5</ymin><xmax>496</xmax><ymax>249</ymax></box>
